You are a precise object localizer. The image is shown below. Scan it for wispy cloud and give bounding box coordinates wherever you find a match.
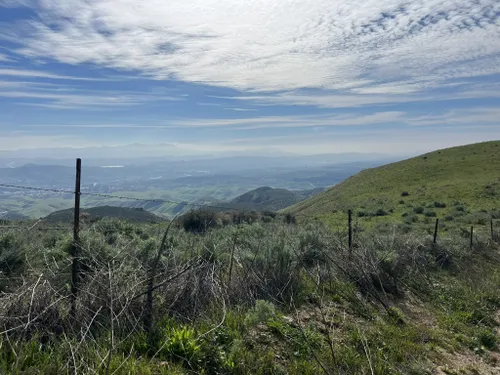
[0,53,14,62]
[211,80,500,108]
[0,86,183,109]
[224,107,258,112]
[2,0,499,97]
[406,108,500,126]
[23,107,500,129]
[0,68,110,81]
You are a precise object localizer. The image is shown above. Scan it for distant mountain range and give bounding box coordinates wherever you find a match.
[0,154,394,219]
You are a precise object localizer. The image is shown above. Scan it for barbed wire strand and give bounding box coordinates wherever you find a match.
[0,182,297,216]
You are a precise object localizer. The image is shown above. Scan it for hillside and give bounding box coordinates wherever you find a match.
[228,186,324,211]
[1,216,499,374]
[43,205,165,224]
[286,141,500,229]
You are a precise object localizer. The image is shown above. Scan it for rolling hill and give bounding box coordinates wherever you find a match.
[43,206,166,224]
[285,141,500,229]
[227,186,325,211]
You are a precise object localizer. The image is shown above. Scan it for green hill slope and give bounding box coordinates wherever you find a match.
[43,206,165,224]
[286,141,500,229]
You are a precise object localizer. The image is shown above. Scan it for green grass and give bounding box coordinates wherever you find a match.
[286,141,500,232]
[0,218,499,374]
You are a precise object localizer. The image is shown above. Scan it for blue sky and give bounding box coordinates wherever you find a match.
[0,0,500,156]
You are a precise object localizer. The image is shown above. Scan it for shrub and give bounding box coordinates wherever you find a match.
[401,192,409,197]
[398,224,413,234]
[444,215,454,222]
[180,209,219,233]
[465,212,489,225]
[424,211,437,217]
[375,209,388,216]
[245,300,276,326]
[231,210,259,225]
[404,214,419,224]
[0,233,25,277]
[477,329,498,350]
[398,200,405,205]
[434,201,446,208]
[284,213,296,225]
[413,206,424,214]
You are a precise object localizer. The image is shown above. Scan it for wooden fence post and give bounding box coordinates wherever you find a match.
[433,218,439,244]
[470,226,474,250]
[491,218,494,240]
[71,158,81,319]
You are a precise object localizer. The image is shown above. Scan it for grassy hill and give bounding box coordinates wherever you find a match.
[227,186,324,211]
[286,141,500,231]
[43,205,165,224]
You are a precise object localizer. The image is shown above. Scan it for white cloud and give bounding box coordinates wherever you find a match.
[2,0,499,95]
[406,107,500,126]
[22,106,500,129]
[0,68,108,81]
[225,107,258,112]
[0,83,183,109]
[0,53,13,62]
[213,80,500,108]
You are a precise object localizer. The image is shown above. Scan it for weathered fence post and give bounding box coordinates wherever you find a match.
[433,218,439,244]
[71,158,81,319]
[470,226,474,250]
[491,218,494,240]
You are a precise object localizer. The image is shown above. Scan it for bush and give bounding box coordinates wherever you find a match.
[465,212,489,225]
[245,300,276,326]
[284,213,296,225]
[398,200,405,205]
[424,211,437,217]
[404,214,419,224]
[478,329,498,350]
[401,192,409,197]
[180,209,219,233]
[444,215,454,222]
[375,209,388,217]
[413,206,424,214]
[398,224,413,234]
[231,210,259,225]
[0,233,25,277]
[434,201,446,208]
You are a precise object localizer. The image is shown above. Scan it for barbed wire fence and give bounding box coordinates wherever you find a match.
[0,158,499,360]
[1,160,498,243]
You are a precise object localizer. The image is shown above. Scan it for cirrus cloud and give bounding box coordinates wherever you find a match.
[2,0,499,94]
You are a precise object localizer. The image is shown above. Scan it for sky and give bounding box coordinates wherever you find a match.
[0,0,499,157]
